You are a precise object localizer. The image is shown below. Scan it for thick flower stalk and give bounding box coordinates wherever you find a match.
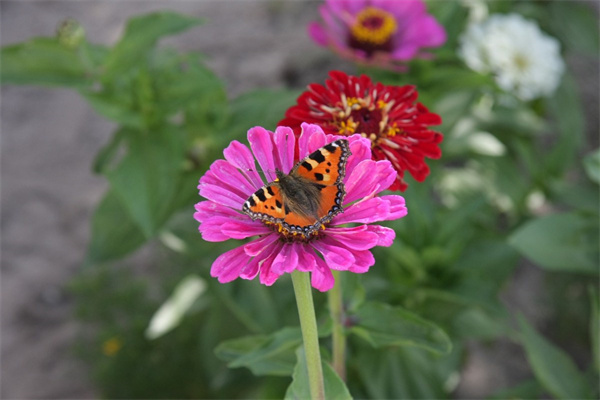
[194,123,406,291]
[279,71,443,191]
[459,13,564,101]
[309,0,446,68]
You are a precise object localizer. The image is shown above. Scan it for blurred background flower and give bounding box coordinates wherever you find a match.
[308,0,446,68]
[459,13,565,101]
[280,71,443,191]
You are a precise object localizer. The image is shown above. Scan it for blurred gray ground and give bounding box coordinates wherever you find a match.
[0,1,597,399]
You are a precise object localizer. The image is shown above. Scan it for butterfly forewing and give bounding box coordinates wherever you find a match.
[293,139,349,186]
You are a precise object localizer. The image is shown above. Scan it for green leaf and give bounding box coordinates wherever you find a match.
[81,90,143,129]
[92,128,127,174]
[1,38,89,87]
[158,53,227,116]
[544,73,584,177]
[518,315,592,399]
[215,327,302,376]
[107,126,185,238]
[349,301,452,355]
[508,213,598,274]
[85,189,146,265]
[223,88,301,144]
[549,1,599,56]
[353,343,461,399]
[284,347,352,400]
[103,12,202,79]
[584,148,600,184]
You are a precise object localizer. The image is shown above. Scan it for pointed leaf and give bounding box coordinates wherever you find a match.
[215,327,301,376]
[103,12,202,78]
[1,38,89,87]
[85,189,146,265]
[508,213,598,274]
[350,301,452,355]
[284,347,352,400]
[518,315,592,399]
[106,126,185,238]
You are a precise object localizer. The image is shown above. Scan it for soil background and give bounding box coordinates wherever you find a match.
[1,1,598,399]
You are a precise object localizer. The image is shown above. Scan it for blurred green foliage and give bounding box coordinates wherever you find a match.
[2,1,598,399]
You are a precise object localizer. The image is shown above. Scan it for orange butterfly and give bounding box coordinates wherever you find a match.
[243,139,351,238]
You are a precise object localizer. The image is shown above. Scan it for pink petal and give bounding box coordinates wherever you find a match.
[348,250,375,273]
[273,126,296,174]
[298,123,327,159]
[344,134,372,175]
[221,219,272,239]
[325,226,380,250]
[333,197,389,225]
[295,243,317,272]
[311,256,335,292]
[271,242,299,275]
[344,160,396,204]
[401,15,446,49]
[244,233,279,256]
[240,240,281,280]
[365,225,396,247]
[210,245,251,283]
[380,195,408,220]
[259,242,284,286]
[199,183,246,209]
[194,201,242,222]
[200,169,248,200]
[207,159,256,198]
[223,140,264,189]
[311,239,355,270]
[248,126,277,182]
[308,22,328,47]
[240,256,261,280]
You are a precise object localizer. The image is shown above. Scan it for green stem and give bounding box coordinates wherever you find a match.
[291,270,325,400]
[328,270,346,380]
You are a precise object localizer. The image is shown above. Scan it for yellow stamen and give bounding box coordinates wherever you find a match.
[338,118,358,135]
[377,100,387,109]
[387,123,402,137]
[351,7,398,45]
[346,97,360,107]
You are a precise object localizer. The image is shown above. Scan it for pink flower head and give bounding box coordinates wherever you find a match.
[309,0,446,68]
[194,123,407,292]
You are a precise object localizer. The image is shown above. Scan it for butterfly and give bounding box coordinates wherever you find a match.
[243,139,351,238]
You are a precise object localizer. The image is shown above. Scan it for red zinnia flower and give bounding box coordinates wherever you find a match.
[279,71,443,191]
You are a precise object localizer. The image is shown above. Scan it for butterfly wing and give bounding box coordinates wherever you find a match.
[291,139,350,219]
[242,139,351,238]
[242,183,317,230]
[284,139,350,236]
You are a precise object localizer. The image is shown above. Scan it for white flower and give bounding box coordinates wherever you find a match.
[458,13,565,101]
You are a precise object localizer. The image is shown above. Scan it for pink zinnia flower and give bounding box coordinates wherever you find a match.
[309,0,446,68]
[194,123,407,292]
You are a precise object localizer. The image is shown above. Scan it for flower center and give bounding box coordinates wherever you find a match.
[333,96,400,146]
[348,6,397,56]
[513,53,530,71]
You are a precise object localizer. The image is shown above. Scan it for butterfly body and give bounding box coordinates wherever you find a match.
[243,139,351,238]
